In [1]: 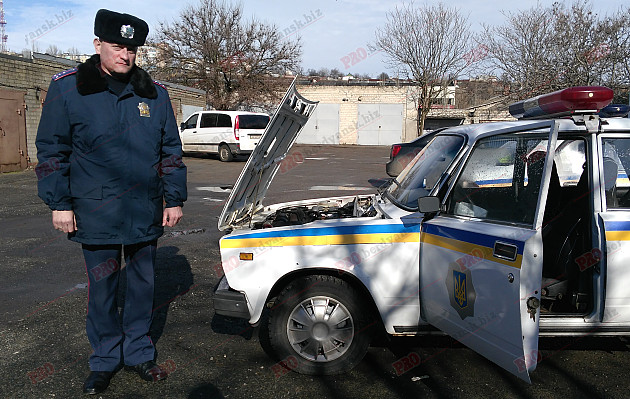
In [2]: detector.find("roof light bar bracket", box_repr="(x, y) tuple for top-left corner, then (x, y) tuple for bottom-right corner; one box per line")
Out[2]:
(571, 114), (601, 133)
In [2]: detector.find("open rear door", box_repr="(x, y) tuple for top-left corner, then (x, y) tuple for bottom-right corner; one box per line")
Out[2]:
(419, 121), (559, 382)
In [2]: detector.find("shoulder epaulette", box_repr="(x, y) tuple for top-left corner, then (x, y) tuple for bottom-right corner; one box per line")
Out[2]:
(153, 80), (167, 90)
(52, 68), (77, 81)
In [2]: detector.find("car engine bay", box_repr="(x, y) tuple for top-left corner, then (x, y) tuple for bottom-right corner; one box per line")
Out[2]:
(252, 196), (377, 229)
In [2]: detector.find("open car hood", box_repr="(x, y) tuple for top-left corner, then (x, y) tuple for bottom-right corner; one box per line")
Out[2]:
(218, 81), (318, 231)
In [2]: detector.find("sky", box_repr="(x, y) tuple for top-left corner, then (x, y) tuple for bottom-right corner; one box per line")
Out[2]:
(3, 0), (629, 76)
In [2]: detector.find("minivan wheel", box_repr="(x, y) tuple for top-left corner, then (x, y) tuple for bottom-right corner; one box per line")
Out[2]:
(219, 144), (234, 162)
(267, 275), (374, 375)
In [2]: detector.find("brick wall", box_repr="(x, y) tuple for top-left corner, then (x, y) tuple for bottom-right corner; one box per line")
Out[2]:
(0, 52), (205, 167)
(0, 53), (76, 165)
(159, 82), (206, 125)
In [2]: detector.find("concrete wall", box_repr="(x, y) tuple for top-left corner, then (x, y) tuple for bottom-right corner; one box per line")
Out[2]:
(0, 52), (205, 167)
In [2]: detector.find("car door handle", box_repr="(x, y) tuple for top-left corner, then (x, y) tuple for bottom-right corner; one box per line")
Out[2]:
(493, 242), (517, 261)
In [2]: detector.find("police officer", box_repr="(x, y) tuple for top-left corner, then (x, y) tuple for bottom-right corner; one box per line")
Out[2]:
(35, 9), (187, 395)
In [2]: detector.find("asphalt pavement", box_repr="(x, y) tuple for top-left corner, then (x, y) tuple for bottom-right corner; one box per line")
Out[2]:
(1, 145), (630, 399)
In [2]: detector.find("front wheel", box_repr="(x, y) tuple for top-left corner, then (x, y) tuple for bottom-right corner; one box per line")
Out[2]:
(267, 275), (375, 375)
(219, 144), (234, 162)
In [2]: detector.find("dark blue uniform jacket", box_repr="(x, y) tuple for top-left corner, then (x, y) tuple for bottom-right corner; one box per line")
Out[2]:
(36, 55), (187, 245)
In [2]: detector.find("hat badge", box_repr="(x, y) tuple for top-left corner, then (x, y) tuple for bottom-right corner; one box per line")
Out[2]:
(120, 24), (135, 39)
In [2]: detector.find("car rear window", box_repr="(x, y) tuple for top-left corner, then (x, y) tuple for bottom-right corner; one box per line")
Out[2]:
(238, 115), (270, 129)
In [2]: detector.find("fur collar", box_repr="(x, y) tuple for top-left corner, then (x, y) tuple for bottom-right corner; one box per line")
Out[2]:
(76, 54), (157, 99)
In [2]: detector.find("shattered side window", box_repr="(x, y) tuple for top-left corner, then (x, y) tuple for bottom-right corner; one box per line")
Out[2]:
(446, 133), (549, 226)
(387, 135), (464, 209)
(602, 138), (630, 209)
(554, 140), (586, 187)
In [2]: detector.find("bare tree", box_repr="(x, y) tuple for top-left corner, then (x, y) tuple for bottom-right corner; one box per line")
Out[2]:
(316, 67), (330, 77)
(480, 1), (630, 101)
(45, 44), (62, 56)
(329, 68), (342, 78)
(480, 5), (556, 99)
(551, 1), (602, 88)
(66, 46), (81, 56)
(376, 2), (473, 133)
(149, 0), (302, 110)
(598, 8), (630, 102)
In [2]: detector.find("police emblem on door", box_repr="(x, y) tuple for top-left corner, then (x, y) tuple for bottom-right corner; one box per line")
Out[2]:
(446, 264), (476, 319)
(453, 270), (467, 308)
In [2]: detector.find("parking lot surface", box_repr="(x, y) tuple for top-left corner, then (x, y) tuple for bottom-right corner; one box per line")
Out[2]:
(1, 145), (630, 399)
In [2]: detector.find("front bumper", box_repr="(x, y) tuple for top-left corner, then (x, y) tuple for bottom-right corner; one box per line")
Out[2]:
(213, 276), (251, 319)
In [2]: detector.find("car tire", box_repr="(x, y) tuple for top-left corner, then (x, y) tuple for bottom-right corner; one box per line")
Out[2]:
(267, 275), (374, 375)
(219, 144), (234, 162)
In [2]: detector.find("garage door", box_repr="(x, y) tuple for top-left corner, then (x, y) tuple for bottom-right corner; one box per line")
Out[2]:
(296, 103), (339, 144)
(356, 104), (403, 145)
(0, 89), (28, 172)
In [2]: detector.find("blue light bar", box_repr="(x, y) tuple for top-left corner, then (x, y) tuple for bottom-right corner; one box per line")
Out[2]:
(599, 104), (630, 118)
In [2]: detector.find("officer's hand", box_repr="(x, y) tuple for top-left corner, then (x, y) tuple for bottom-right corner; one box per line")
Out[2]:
(163, 206), (183, 227)
(52, 210), (77, 233)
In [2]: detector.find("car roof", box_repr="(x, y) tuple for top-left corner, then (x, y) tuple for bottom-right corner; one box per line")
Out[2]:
(195, 110), (269, 116)
(437, 117), (630, 141)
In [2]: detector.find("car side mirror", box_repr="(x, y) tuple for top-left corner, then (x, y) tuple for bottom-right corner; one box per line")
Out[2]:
(180, 122), (186, 131)
(418, 196), (440, 214)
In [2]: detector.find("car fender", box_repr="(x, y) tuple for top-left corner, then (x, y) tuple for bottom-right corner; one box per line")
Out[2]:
(219, 220), (422, 332)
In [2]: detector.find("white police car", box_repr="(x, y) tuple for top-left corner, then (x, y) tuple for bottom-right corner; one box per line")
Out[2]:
(213, 83), (630, 382)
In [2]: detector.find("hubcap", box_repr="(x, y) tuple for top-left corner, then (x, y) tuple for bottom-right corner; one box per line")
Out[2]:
(286, 296), (354, 362)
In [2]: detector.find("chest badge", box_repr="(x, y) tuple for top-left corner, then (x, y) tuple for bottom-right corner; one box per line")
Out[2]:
(138, 102), (150, 117)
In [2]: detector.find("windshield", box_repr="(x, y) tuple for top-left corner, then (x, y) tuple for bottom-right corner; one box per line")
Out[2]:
(386, 134), (465, 209)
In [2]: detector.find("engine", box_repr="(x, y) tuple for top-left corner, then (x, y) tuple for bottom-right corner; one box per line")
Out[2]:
(252, 196), (377, 229)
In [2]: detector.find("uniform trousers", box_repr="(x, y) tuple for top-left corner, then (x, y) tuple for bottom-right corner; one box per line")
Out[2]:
(82, 240), (157, 371)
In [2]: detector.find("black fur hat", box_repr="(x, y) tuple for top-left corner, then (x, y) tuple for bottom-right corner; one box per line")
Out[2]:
(94, 9), (149, 47)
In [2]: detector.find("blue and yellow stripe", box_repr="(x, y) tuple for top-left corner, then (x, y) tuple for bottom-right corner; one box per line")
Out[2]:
(616, 173), (630, 188)
(605, 221), (630, 241)
(476, 178), (513, 188)
(221, 224), (421, 249)
(421, 224), (525, 269)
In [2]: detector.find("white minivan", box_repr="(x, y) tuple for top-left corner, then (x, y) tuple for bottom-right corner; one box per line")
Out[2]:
(180, 111), (270, 161)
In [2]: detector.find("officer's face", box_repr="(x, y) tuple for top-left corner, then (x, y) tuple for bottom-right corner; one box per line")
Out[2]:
(93, 39), (137, 76)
